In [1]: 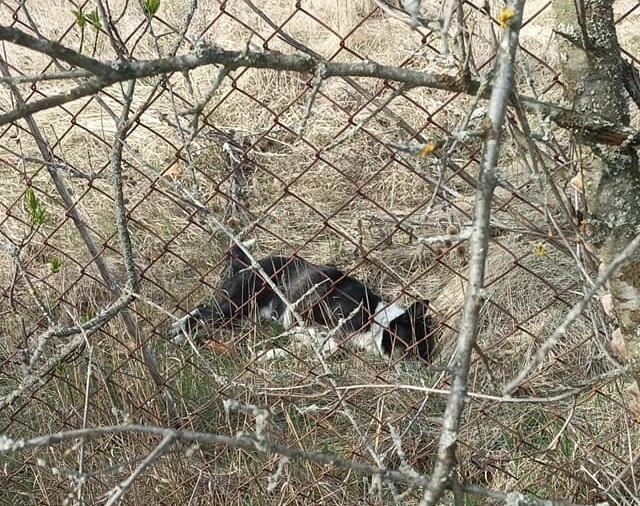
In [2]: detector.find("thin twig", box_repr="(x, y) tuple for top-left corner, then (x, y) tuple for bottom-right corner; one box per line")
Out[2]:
(297, 63), (325, 139)
(415, 229), (472, 245)
(105, 434), (176, 506)
(0, 68), (91, 83)
(504, 232), (640, 395)
(184, 66), (230, 116)
(420, 2), (526, 503)
(3, 241), (57, 330)
(0, 293), (135, 410)
(325, 83), (412, 151)
(0, 421), (606, 506)
(329, 367), (626, 403)
(76, 315), (93, 505)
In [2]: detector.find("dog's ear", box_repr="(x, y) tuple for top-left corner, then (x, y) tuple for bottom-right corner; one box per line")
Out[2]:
(409, 299), (436, 362)
(228, 239), (255, 273)
(407, 299), (430, 318)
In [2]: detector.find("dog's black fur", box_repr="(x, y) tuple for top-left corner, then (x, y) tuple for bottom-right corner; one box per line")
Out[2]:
(171, 243), (436, 362)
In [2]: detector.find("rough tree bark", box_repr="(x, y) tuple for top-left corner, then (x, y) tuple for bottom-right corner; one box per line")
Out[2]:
(554, 0), (640, 413)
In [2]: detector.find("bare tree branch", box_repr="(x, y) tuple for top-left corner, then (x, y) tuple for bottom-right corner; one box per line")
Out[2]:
(420, 2), (526, 504)
(0, 292), (135, 410)
(0, 25), (112, 74)
(105, 434), (176, 506)
(0, 421), (606, 506)
(0, 68), (90, 83)
(0, 52), (180, 427)
(111, 80), (140, 293)
(333, 366), (627, 404)
(1, 24), (636, 147)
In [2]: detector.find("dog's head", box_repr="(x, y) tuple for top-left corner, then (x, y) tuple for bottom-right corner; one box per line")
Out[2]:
(382, 299), (436, 362)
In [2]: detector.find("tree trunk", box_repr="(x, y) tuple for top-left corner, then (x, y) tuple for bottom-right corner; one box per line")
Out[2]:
(554, 0), (640, 414)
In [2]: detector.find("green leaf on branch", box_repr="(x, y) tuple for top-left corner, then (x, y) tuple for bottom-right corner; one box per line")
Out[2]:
(85, 8), (102, 30)
(143, 0), (161, 17)
(72, 8), (86, 28)
(72, 7), (101, 30)
(25, 188), (46, 226)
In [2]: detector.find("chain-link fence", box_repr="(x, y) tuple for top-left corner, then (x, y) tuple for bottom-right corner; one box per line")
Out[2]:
(1, 1), (639, 504)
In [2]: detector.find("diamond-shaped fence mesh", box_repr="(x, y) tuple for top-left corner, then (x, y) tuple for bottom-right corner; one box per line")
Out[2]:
(1, 1), (638, 505)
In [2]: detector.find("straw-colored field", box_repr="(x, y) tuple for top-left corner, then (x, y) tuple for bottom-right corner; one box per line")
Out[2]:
(1, 1), (638, 504)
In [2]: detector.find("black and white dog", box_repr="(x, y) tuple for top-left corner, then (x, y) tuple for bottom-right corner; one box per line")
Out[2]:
(170, 241), (436, 362)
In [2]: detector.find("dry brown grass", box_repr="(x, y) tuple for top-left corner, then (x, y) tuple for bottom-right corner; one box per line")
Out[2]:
(1, 0), (639, 505)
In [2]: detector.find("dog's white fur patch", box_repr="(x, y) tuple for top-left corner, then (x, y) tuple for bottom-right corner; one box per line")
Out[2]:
(348, 330), (378, 355)
(290, 301), (406, 358)
(173, 300), (409, 359)
(369, 300), (405, 356)
(171, 309), (202, 344)
(253, 327), (336, 362)
(325, 300), (405, 357)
